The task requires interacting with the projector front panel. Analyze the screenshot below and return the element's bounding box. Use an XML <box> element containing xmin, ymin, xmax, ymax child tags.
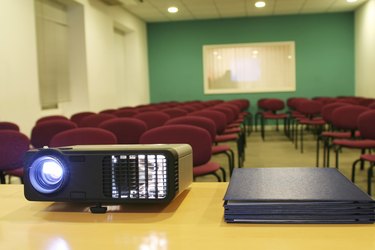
<box><xmin>24</xmin><ymin>145</ymin><xmax>191</xmax><ymax>204</ymax></box>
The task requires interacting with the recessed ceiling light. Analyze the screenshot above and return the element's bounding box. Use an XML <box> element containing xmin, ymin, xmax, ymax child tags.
<box><xmin>346</xmin><ymin>0</ymin><xmax>358</xmax><ymax>2</ymax></box>
<box><xmin>255</xmin><ymin>1</ymin><xmax>266</xmax><ymax>8</ymax></box>
<box><xmin>168</xmin><ymin>6</ymin><xmax>179</xmax><ymax>13</ymax></box>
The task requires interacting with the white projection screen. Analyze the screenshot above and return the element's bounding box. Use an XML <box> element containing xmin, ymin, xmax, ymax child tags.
<box><xmin>203</xmin><ymin>41</ymin><xmax>296</xmax><ymax>94</ymax></box>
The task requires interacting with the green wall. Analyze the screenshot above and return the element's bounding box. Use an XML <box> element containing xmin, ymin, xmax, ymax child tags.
<box><xmin>147</xmin><ymin>13</ymin><xmax>354</xmax><ymax>111</ymax></box>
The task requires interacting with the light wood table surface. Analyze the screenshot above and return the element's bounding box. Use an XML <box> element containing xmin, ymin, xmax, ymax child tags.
<box><xmin>1</xmin><ymin>183</ymin><xmax>375</xmax><ymax>250</ymax></box>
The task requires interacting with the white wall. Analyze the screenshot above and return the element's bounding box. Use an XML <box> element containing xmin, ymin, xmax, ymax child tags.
<box><xmin>82</xmin><ymin>0</ymin><xmax>150</xmax><ymax>111</ymax></box>
<box><xmin>0</xmin><ymin>0</ymin><xmax>149</xmax><ymax>136</ymax></box>
<box><xmin>355</xmin><ymin>0</ymin><xmax>375</xmax><ymax>98</ymax></box>
<box><xmin>0</xmin><ymin>0</ymin><xmax>41</xmax><ymax>135</ymax></box>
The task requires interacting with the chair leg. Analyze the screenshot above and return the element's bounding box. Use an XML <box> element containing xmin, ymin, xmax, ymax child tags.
<box><xmin>316</xmin><ymin>136</ymin><xmax>321</xmax><ymax>167</ymax></box>
<box><xmin>335</xmin><ymin>147</ymin><xmax>341</xmax><ymax>169</ymax></box>
<box><xmin>211</xmin><ymin>173</ymin><xmax>222</xmax><ymax>182</ymax></box>
<box><xmin>326</xmin><ymin>139</ymin><xmax>332</xmax><ymax>167</ymax></box>
<box><xmin>360</xmin><ymin>148</ymin><xmax>366</xmax><ymax>170</ymax></box>
<box><xmin>219</xmin><ymin>167</ymin><xmax>227</xmax><ymax>182</ymax></box>
<box><xmin>294</xmin><ymin>123</ymin><xmax>299</xmax><ymax>149</ymax></box>
<box><xmin>214</xmin><ymin>150</ymin><xmax>235</xmax><ymax>176</ymax></box>
<box><xmin>351</xmin><ymin>158</ymin><xmax>362</xmax><ymax>182</ymax></box>
<box><xmin>367</xmin><ymin>163</ymin><xmax>374</xmax><ymax>195</ymax></box>
<box><xmin>300</xmin><ymin>124</ymin><xmax>304</xmax><ymax>153</ymax></box>
<box><xmin>335</xmin><ymin>146</ymin><xmax>340</xmax><ymax>169</ymax></box>
<box><xmin>260</xmin><ymin>116</ymin><xmax>265</xmax><ymax>141</ymax></box>
<box><xmin>0</xmin><ymin>171</ymin><xmax>5</xmax><ymax>184</ymax></box>
<box><xmin>283</xmin><ymin>117</ymin><xmax>288</xmax><ymax>137</ymax></box>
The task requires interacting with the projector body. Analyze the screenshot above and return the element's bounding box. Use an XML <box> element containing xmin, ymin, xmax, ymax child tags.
<box><xmin>24</xmin><ymin>144</ymin><xmax>192</xmax><ymax>209</ymax></box>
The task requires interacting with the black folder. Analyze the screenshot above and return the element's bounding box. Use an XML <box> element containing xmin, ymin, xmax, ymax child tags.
<box><xmin>223</xmin><ymin>168</ymin><xmax>375</xmax><ymax>224</ymax></box>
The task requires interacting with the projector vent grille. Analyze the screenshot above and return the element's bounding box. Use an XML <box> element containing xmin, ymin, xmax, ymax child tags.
<box><xmin>102</xmin><ymin>154</ymin><xmax>168</xmax><ymax>200</ymax></box>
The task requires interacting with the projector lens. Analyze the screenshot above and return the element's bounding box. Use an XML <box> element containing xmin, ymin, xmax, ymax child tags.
<box><xmin>29</xmin><ymin>155</ymin><xmax>67</xmax><ymax>194</ymax></box>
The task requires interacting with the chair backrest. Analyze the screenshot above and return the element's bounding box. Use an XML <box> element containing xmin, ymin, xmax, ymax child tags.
<box><xmin>70</xmin><ymin>111</ymin><xmax>96</xmax><ymax>125</ymax></box>
<box><xmin>99</xmin><ymin>109</ymin><xmax>116</xmax><ymax>115</ymax></box>
<box><xmin>113</xmin><ymin>109</ymin><xmax>138</xmax><ymax>117</ymax></box>
<box><xmin>287</xmin><ymin>97</ymin><xmax>309</xmax><ymax>111</ymax></box>
<box><xmin>190</xmin><ymin>110</ymin><xmax>227</xmax><ymax>134</ymax></box>
<box><xmin>140</xmin><ymin>124</ymin><xmax>212</xmax><ymax>166</ymax></box>
<box><xmin>0</xmin><ymin>121</ymin><xmax>19</xmax><ymax>131</ymax></box>
<box><xmin>162</xmin><ymin>108</ymin><xmax>188</xmax><ymax>118</ymax></box>
<box><xmin>357</xmin><ymin>110</ymin><xmax>375</xmax><ymax>140</ymax></box>
<box><xmin>0</xmin><ymin>130</ymin><xmax>30</xmax><ymax>171</ymax></box>
<box><xmin>331</xmin><ymin>105</ymin><xmax>370</xmax><ymax>131</ymax></box>
<box><xmin>295</xmin><ymin>100</ymin><xmax>323</xmax><ymax>117</ymax></box>
<box><xmin>98</xmin><ymin>118</ymin><xmax>148</xmax><ymax>144</ymax></box>
<box><xmin>262</xmin><ymin>98</ymin><xmax>285</xmax><ymax>112</ymax></box>
<box><xmin>321</xmin><ymin>102</ymin><xmax>349</xmax><ymax>123</ymax></box>
<box><xmin>36</xmin><ymin>115</ymin><xmax>68</xmax><ymax>125</ymax></box>
<box><xmin>79</xmin><ymin>113</ymin><xmax>117</xmax><ymax>127</ymax></box>
<box><xmin>133</xmin><ymin>111</ymin><xmax>170</xmax><ymax>129</ymax></box>
<box><xmin>211</xmin><ymin>106</ymin><xmax>235</xmax><ymax>123</ymax></box>
<box><xmin>228</xmin><ymin>99</ymin><xmax>250</xmax><ymax>111</ymax></box>
<box><xmin>30</xmin><ymin>120</ymin><xmax>77</xmax><ymax>148</ymax></box>
<box><xmin>50</xmin><ymin>127</ymin><xmax>117</xmax><ymax>147</ymax></box>
<box><xmin>368</xmin><ymin>102</ymin><xmax>375</xmax><ymax>109</ymax></box>
<box><xmin>165</xmin><ymin>116</ymin><xmax>216</xmax><ymax>142</ymax></box>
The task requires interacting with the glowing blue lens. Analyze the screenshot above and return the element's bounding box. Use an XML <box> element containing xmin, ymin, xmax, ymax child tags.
<box><xmin>29</xmin><ymin>156</ymin><xmax>67</xmax><ymax>194</ymax></box>
<box><xmin>41</xmin><ymin>161</ymin><xmax>64</xmax><ymax>185</ymax></box>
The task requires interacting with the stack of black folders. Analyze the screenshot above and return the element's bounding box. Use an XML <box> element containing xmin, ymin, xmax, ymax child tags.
<box><xmin>224</xmin><ymin>168</ymin><xmax>375</xmax><ymax>224</ymax></box>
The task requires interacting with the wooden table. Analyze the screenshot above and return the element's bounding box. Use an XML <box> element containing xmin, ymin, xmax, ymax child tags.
<box><xmin>1</xmin><ymin>183</ymin><xmax>375</xmax><ymax>250</ymax></box>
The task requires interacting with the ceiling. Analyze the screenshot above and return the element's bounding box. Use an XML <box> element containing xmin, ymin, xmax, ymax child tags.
<box><xmin>110</xmin><ymin>0</ymin><xmax>368</xmax><ymax>23</ymax></box>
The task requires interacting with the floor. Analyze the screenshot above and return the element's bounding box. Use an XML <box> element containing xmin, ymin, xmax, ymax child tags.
<box><xmin>200</xmin><ymin>125</ymin><xmax>374</xmax><ymax>198</ymax></box>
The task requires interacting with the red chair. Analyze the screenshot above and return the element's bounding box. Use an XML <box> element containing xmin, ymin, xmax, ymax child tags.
<box><xmin>286</xmin><ymin>97</ymin><xmax>308</xmax><ymax>139</ymax></box>
<box><xmin>227</xmin><ymin>99</ymin><xmax>252</xmax><ymax>135</ymax></box>
<box><xmin>166</xmin><ymin>116</ymin><xmax>235</xmax><ymax>176</ymax></box>
<box><xmin>36</xmin><ymin>115</ymin><xmax>68</xmax><ymax>124</ymax></box>
<box><xmin>316</xmin><ymin>102</ymin><xmax>350</xmax><ymax>167</ymax></box>
<box><xmin>258</xmin><ymin>98</ymin><xmax>288</xmax><ymax>140</ymax></box>
<box><xmin>99</xmin><ymin>118</ymin><xmax>147</xmax><ymax>144</ymax></box>
<box><xmin>0</xmin><ymin>121</ymin><xmax>19</xmax><ymax>131</ymax></box>
<box><xmin>70</xmin><ymin>111</ymin><xmax>96</xmax><ymax>125</ymax></box>
<box><xmin>294</xmin><ymin>100</ymin><xmax>325</xmax><ymax>153</ymax></box>
<box><xmin>190</xmin><ymin>110</ymin><xmax>244</xmax><ymax>168</ymax></box>
<box><xmin>50</xmin><ymin>127</ymin><xmax>117</xmax><ymax>147</ymax></box>
<box><xmin>331</xmin><ymin>105</ymin><xmax>371</xmax><ymax>169</ymax></box>
<box><xmin>78</xmin><ymin>113</ymin><xmax>116</xmax><ymax>127</ymax></box>
<box><xmin>0</xmin><ymin>130</ymin><xmax>30</xmax><ymax>184</ymax></box>
<box><xmin>30</xmin><ymin>120</ymin><xmax>77</xmax><ymax>148</ymax></box>
<box><xmin>140</xmin><ymin>124</ymin><xmax>226</xmax><ymax>182</ymax></box>
<box><xmin>351</xmin><ymin>110</ymin><xmax>375</xmax><ymax>194</ymax></box>
<box><xmin>133</xmin><ymin>111</ymin><xmax>170</xmax><ymax>129</ymax></box>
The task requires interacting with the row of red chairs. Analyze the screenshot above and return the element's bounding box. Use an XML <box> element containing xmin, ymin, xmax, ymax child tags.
<box><xmin>0</xmin><ymin>99</ymin><xmax>250</xmax><ymax>184</ymax></box>
<box><xmin>253</xmin><ymin>96</ymin><xmax>375</xmax><ymax>194</ymax></box>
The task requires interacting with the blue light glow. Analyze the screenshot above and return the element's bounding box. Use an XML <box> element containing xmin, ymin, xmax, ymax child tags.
<box><xmin>29</xmin><ymin>155</ymin><xmax>67</xmax><ymax>194</ymax></box>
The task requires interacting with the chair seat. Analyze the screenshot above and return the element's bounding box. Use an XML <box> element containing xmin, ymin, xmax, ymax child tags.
<box><xmin>321</xmin><ymin>131</ymin><xmax>360</xmax><ymax>139</ymax></box>
<box><xmin>5</xmin><ymin>167</ymin><xmax>23</xmax><ymax>177</ymax></box>
<box><xmin>215</xmin><ymin>134</ymin><xmax>238</xmax><ymax>142</ymax></box>
<box><xmin>262</xmin><ymin>112</ymin><xmax>288</xmax><ymax>119</ymax></box>
<box><xmin>223</xmin><ymin>127</ymin><xmax>241</xmax><ymax>134</ymax></box>
<box><xmin>361</xmin><ymin>154</ymin><xmax>375</xmax><ymax>162</ymax></box>
<box><xmin>193</xmin><ymin>161</ymin><xmax>221</xmax><ymax>177</ymax></box>
<box><xmin>333</xmin><ymin>139</ymin><xmax>375</xmax><ymax>149</ymax></box>
<box><xmin>212</xmin><ymin>144</ymin><xmax>231</xmax><ymax>154</ymax></box>
<box><xmin>298</xmin><ymin>118</ymin><xmax>325</xmax><ymax>125</ymax></box>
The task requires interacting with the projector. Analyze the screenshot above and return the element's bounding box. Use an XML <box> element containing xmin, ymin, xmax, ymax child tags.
<box><xmin>23</xmin><ymin>144</ymin><xmax>193</xmax><ymax>213</ymax></box>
